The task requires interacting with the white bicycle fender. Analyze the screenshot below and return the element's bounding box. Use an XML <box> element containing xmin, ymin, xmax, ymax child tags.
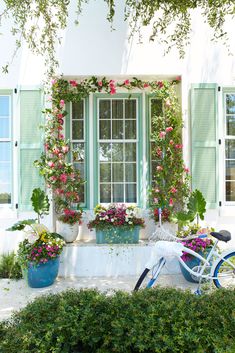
<box><xmin>211</xmin><ymin>248</ymin><xmax>235</xmax><ymax>274</ymax></box>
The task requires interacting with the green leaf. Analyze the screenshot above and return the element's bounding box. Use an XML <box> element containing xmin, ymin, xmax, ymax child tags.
<box><xmin>6</xmin><ymin>219</ymin><xmax>36</xmax><ymax>231</ymax></box>
<box><xmin>187</xmin><ymin>189</ymin><xmax>206</xmax><ymax>221</ymax></box>
<box><xmin>31</xmin><ymin>188</ymin><xmax>50</xmax><ymax>218</ymax></box>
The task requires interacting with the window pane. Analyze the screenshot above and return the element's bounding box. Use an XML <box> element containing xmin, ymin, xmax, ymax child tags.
<box><xmin>74</xmin><ymin>163</ymin><xmax>85</xmax><ymax>178</ymax></box>
<box><xmin>112</xmin><ymin>120</ymin><xmax>123</xmax><ymax>139</ymax></box>
<box><xmin>0</xmin><ymin>142</ymin><xmax>11</xmax><ymax>161</ymax></box>
<box><xmin>0</xmin><ymin>186</ymin><xmax>11</xmax><ymax>204</ymax></box>
<box><xmin>112</xmin><ymin>143</ymin><xmax>123</xmax><ymax>161</ymax></box>
<box><xmin>226</xmin><ymin>181</ymin><xmax>235</xmax><ymax>201</ymax></box>
<box><xmin>125</xmin><ymin>120</ymin><xmax>136</xmax><ymax>139</ymax></box>
<box><xmin>99</xmin><ymin>143</ymin><xmax>111</xmax><ymax>161</ymax></box>
<box><xmin>112</xmin><ymin>100</ymin><xmax>123</xmax><ymax>119</ymax></box>
<box><xmin>100</xmin><ymin>120</ymin><xmax>111</xmax><ymax>139</ymax></box>
<box><xmin>226</xmin><ymin>116</ymin><xmax>235</xmax><ymax>136</ymax></box>
<box><xmin>113</xmin><ymin>184</ymin><xmax>124</xmax><ymax>202</ymax></box>
<box><xmin>226</xmin><ymin>94</ymin><xmax>235</xmax><ymax>114</ymax></box>
<box><xmin>0</xmin><ymin>118</ymin><xmax>10</xmax><ymax>138</ymax></box>
<box><xmin>225</xmin><ymin>140</ymin><xmax>235</xmax><ymax>159</ymax></box>
<box><xmin>112</xmin><ymin>163</ymin><xmax>123</xmax><ymax>182</ymax></box>
<box><xmin>72</xmin><ymin>101</ymin><xmax>84</xmax><ymax>119</ymax></box>
<box><xmin>125</xmin><ymin>163</ymin><xmax>136</xmax><ymax>182</ymax></box>
<box><xmin>226</xmin><ymin>160</ymin><xmax>235</xmax><ymax>180</ymax></box>
<box><xmin>72</xmin><ymin>143</ymin><xmax>85</xmax><ymax>162</ymax></box>
<box><xmin>100</xmin><ymin>184</ymin><xmax>111</xmax><ymax>203</ymax></box>
<box><xmin>100</xmin><ymin>163</ymin><xmax>111</xmax><ymax>182</ymax></box>
<box><xmin>99</xmin><ymin>100</ymin><xmax>111</xmax><ymax>119</ymax></box>
<box><xmin>125</xmin><ymin>100</ymin><xmax>136</xmax><ymax>120</ymax></box>
<box><xmin>0</xmin><ymin>96</ymin><xmax>9</xmax><ymax>116</ymax></box>
<box><xmin>125</xmin><ymin>143</ymin><xmax>136</xmax><ymax>161</ymax></box>
<box><xmin>72</xmin><ymin>121</ymin><xmax>83</xmax><ymax>140</ymax></box>
<box><xmin>126</xmin><ymin>184</ymin><xmax>137</xmax><ymax>203</ymax></box>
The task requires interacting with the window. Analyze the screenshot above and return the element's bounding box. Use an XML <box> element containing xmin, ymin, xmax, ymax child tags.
<box><xmin>70</xmin><ymin>100</ymin><xmax>86</xmax><ymax>205</ymax></box>
<box><xmin>224</xmin><ymin>93</ymin><xmax>235</xmax><ymax>202</ymax></box>
<box><xmin>97</xmin><ymin>98</ymin><xmax>138</xmax><ymax>203</ymax></box>
<box><xmin>0</xmin><ymin>95</ymin><xmax>12</xmax><ymax>205</ymax></box>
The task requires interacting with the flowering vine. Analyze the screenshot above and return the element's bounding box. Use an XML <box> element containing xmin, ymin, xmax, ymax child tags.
<box><xmin>35</xmin><ymin>75</ymin><xmax>188</xmax><ymax>222</ymax></box>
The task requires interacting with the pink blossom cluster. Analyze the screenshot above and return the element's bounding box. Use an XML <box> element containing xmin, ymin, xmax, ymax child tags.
<box><xmin>181</xmin><ymin>237</ymin><xmax>213</xmax><ymax>261</ymax></box>
<box><xmin>28</xmin><ymin>243</ymin><xmax>62</xmax><ymax>264</ymax></box>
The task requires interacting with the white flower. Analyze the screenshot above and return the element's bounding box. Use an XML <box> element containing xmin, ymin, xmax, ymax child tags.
<box><xmin>111</xmin><ymin>218</ymin><xmax>114</xmax><ymax>222</ymax></box>
<box><xmin>128</xmin><ymin>221</ymin><xmax>133</xmax><ymax>225</ymax></box>
<box><xmin>24</xmin><ymin>231</ymin><xmax>39</xmax><ymax>244</ymax></box>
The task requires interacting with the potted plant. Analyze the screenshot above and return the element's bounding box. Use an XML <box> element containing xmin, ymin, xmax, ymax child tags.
<box><xmin>173</xmin><ymin>189</ymin><xmax>214</xmax><ymax>282</ymax></box>
<box><xmin>87</xmin><ymin>204</ymin><xmax>145</xmax><ymax>244</ymax></box>
<box><xmin>7</xmin><ymin>188</ymin><xmax>65</xmax><ymax>288</ymax></box>
<box><xmin>56</xmin><ymin>208</ymin><xmax>83</xmax><ymax>243</ymax></box>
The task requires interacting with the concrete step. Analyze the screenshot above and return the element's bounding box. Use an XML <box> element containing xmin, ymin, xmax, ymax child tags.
<box><xmin>59</xmin><ymin>240</ymin><xmax>181</xmax><ymax>277</ymax></box>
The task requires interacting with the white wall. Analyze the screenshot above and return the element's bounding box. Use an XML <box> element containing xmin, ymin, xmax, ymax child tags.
<box><xmin>0</xmin><ymin>0</ymin><xmax>235</xmax><ymax>253</ymax></box>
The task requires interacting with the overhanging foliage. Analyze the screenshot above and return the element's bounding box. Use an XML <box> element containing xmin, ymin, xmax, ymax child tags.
<box><xmin>0</xmin><ymin>0</ymin><xmax>234</xmax><ymax>75</ymax></box>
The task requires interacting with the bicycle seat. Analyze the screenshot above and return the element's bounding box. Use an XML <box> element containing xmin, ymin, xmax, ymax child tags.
<box><xmin>210</xmin><ymin>230</ymin><xmax>231</xmax><ymax>242</ymax></box>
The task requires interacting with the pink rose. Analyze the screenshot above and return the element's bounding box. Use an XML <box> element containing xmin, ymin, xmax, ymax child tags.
<box><xmin>53</xmin><ymin>147</ymin><xmax>60</xmax><ymax>155</ymax></box>
<box><xmin>157</xmin><ymin>81</ymin><xmax>164</xmax><ymax>88</ymax></box>
<box><xmin>60</xmin><ymin>100</ymin><xmax>65</xmax><ymax>107</ymax></box>
<box><xmin>175</xmin><ymin>144</ymin><xmax>183</xmax><ymax>149</ymax></box>
<box><xmin>169</xmin><ymin>140</ymin><xmax>174</xmax><ymax>145</ymax></box>
<box><xmin>184</xmin><ymin>167</ymin><xmax>190</xmax><ymax>174</ymax></box>
<box><xmin>62</xmin><ymin>145</ymin><xmax>69</xmax><ymax>153</ymax></box>
<box><xmin>124</xmin><ymin>79</ymin><xmax>130</xmax><ymax>86</ymax></box>
<box><xmin>155</xmin><ymin>188</ymin><xmax>160</xmax><ymax>193</ymax></box>
<box><xmin>51</xmin><ymin>79</ymin><xmax>56</xmax><ymax>85</ymax></box>
<box><xmin>48</xmin><ymin>161</ymin><xmax>55</xmax><ymax>168</ymax></box>
<box><xmin>157</xmin><ymin>166</ymin><xmax>163</xmax><ymax>171</ymax></box>
<box><xmin>165</xmin><ymin>99</ymin><xmax>171</xmax><ymax>107</ymax></box>
<box><xmin>159</xmin><ymin>131</ymin><xmax>166</xmax><ymax>138</ymax></box>
<box><xmin>110</xmin><ymin>87</ymin><xmax>116</xmax><ymax>95</ymax></box>
<box><xmin>154</xmin><ymin>198</ymin><xmax>158</xmax><ymax>203</ymax></box>
<box><xmin>170</xmin><ymin>187</ymin><xmax>177</xmax><ymax>193</ymax></box>
<box><xmin>59</xmin><ymin>174</ymin><xmax>67</xmax><ymax>183</ymax></box>
<box><xmin>143</xmin><ymin>83</ymin><xmax>149</xmax><ymax>88</ymax></box>
<box><xmin>175</xmin><ymin>76</ymin><xmax>181</xmax><ymax>81</ymax></box>
<box><xmin>69</xmin><ymin>80</ymin><xmax>78</xmax><ymax>87</ymax></box>
<box><xmin>169</xmin><ymin>198</ymin><xmax>174</xmax><ymax>207</ymax></box>
<box><xmin>166</xmin><ymin>127</ymin><xmax>173</xmax><ymax>132</ymax></box>
<box><xmin>98</xmin><ymin>81</ymin><xmax>103</xmax><ymax>87</ymax></box>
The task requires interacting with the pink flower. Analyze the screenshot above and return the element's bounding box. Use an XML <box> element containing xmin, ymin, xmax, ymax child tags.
<box><xmin>175</xmin><ymin>76</ymin><xmax>181</xmax><ymax>81</ymax></box>
<box><xmin>154</xmin><ymin>198</ymin><xmax>158</xmax><ymax>203</ymax></box>
<box><xmin>60</xmin><ymin>100</ymin><xmax>65</xmax><ymax>107</ymax></box>
<box><xmin>170</xmin><ymin>187</ymin><xmax>177</xmax><ymax>193</ymax></box>
<box><xmin>169</xmin><ymin>198</ymin><xmax>174</xmax><ymax>207</ymax></box>
<box><xmin>51</xmin><ymin>79</ymin><xmax>56</xmax><ymax>85</ymax></box>
<box><xmin>143</xmin><ymin>83</ymin><xmax>149</xmax><ymax>88</ymax></box>
<box><xmin>58</xmin><ymin>153</ymin><xmax>63</xmax><ymax>158</ymax></box>
<box><xmin>70</xmin><ymin>80</ymin><xmax>78</xmax><ymax>87</ymax></box>
<box><xmin>165</xmin><ymin>99</ymin><xmax>171</xmax><ymax>107</ymax></box>
<box><xmin>44</xmin><ymin>143</ymin><xmax>49</xmax><ymax>151</ymax></box>
<box><xmin>184</xmin><ymin>167</ymin><xmax>190</xmax><ymax>174</ymax></box>
<box><xmin>155</xmin><ymin>188</ymin><xmax>160</xmax><ymax>193</ymax></box>
<box><xmin>124</xmin><ymin>79</ymin><xmax>130</xmax><ymax>86</ymax></box>
<box><xmin>55</xmin><ymin>189</ymin><xmax>64</xmax><ymax>195</ymax></box>
<box><xmin>110</xmin><ymin>87</ymin><xmax>116</xmax><ymax>95</ymax></box>
<box><xmin>59</xmin><ymin>174</ymin><xmax>67</xmax><ymax>183</ymax></box>
<box><xmin>48</xmin><ymin>161</ymin><xmax>55</xmax><ymax>168</ymax></box>
<box><xmin>53</xmin><ymin>147</ymin><xmax>60</xmax><ymax>155</ymax></box>
<box><xmin>58</xmin><ymin>134</ymin><xmax>64</xmax><ymax>139</ymax></box>
<box><xmin>157</xmin><ymin>166</ymin><xmax>163</xmax><ymax>171</ymax></box>
<box><xmin>156</xmin><ymin>148</ymin><xmax>162</xmax><ymax>157</ymax></box>
<box><xmin>109</xmin><ymin>79</ymin><xmax>115</xmax><ymax>87</ymax></box>
<box><xmin>169</xmin><ymin>140</ymin><xmax>174</xmax><ymax>145</ymax></box>
<box><xmin>57</xmin><ymin>113</ymin><xmax>63</xmax><ymax>119</ymax></box>
<box><xmin>157</xmin><ymin>81</ymin><xmax>164</xmax><ymax>88</ymax></box>
<box><xmin>175</xmin><ymin>144</ymin><xmax>183</xmax><ymax>149</ymax></box>
<box><xmin>159</xmin><ymin>131</ymin><xmax>166</xmax><ymax>138</ymax></box>
<box><xmin>62</xmin><ymin>145</ymin><xmax>69</xmax><ymax>153</ymax></box>
<box><xmin>166</xmin><ymin>126</ymin><xmax>173</xmax><ymax>132</ymax></box>
<box><xmin>50</xmin><ymin>176</ymin><xmax>57</xmax><ymax>181</ymax></box>
<box><xmin>98</xmin><ymin>81</ymin><xmax>103</xmax><ymax>87</ymax></box>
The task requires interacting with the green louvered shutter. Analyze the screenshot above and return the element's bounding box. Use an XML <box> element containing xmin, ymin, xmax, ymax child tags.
<box><xmin>19</xmin><ymin>89</ymin><xmax>43</xmax><ymax>210</ymax></box>
<box><xmin>191</xmin><ymin>84</ymin><xmax>218</xmax><ymax>209</ymax></box>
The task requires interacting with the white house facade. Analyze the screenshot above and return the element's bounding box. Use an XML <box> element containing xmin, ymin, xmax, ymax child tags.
<box><xmin>0</xmin><ymin>0</ymin><xmax>235</xmax><ymax>276</ymax></box>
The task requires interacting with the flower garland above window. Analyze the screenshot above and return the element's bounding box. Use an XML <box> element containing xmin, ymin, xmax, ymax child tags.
<box><xmin>35</xmin><ymin>76</ymin><xmax>189</xmax><ymax>220</ymax></box>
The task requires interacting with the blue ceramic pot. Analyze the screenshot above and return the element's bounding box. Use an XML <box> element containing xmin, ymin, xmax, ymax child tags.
<box><xmin>96</xmin><ymin>227</ymin><xmax>140</xmax><ymax>244</ymax></box>
<box><xmin>26</xmin><ymin>257</ymin><xmax>60</xmax><ymax>288</ymax></box>
<box><xmin>179</xmin><ymin>256</ymin><xmax>202</xmax><ymax>283</ymax></box>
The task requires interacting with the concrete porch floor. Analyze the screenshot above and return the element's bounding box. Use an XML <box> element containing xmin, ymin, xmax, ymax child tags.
<box><xmin>0</xmin><ymin>274</ymin><xmax>198</xmax><ymax>322</ymax></box>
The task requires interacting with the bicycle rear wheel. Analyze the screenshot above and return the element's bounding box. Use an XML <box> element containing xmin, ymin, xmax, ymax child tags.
<box><xmin>134</xmin><ymin>259</ymin><xmax>165</xmax><ymax>291</ymax></box>
<box><xmin>213</xmin><ymin>252</ymin><xmax>235</xmax><ymax>289</ymax></box>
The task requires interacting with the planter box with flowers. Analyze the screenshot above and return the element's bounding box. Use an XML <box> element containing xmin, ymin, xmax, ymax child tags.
<box><xmin>88</xmin><ymin>204</ymin><xmax>145</xmax><ymax>244</ymax></box>
<box><xmin>7</xmin><ymin>188</ymin><xmax>65</xmax><ymax>288</ymax></box>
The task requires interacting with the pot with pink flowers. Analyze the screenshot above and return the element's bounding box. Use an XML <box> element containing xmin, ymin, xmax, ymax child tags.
<box><xmin>56</xmin><ymin>209</ymin><xmax>83</xmax><ymax>243</ymax></box>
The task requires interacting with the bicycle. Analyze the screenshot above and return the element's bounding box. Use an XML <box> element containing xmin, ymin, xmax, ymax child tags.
<box><xmin>134</xmin><ymin>208</ymin><xmax>235</xmax><ymax>293</ymax></box>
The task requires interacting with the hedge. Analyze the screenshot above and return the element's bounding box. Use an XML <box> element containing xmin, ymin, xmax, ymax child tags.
<box><xmin>0</xmin><ymin>287</ymin><xmax>234</xmax><ymax>353</ymax></box>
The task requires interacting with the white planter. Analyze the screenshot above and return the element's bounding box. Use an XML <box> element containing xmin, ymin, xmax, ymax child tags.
<box><xmin>56</xmin><ymin>221</ymin><xmax>79</xmax><ymax>243</ymax></box>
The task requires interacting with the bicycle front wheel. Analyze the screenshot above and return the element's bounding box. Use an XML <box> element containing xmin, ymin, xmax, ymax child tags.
<box><xmin>213</xmin><ymin>252</ymin><xmax>235</xmax><ymax>289</ymax></box>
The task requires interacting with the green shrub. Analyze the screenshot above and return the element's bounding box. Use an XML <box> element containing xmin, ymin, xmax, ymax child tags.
<box><xmin>0</xmin><ymin>252</ymin><xmax>22</xmax><ymax>279</ymax></box>
<box><xmin>0</xmin><ymin>287</ymin><xmax>234</xmax><ymax>353</ymax></box>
